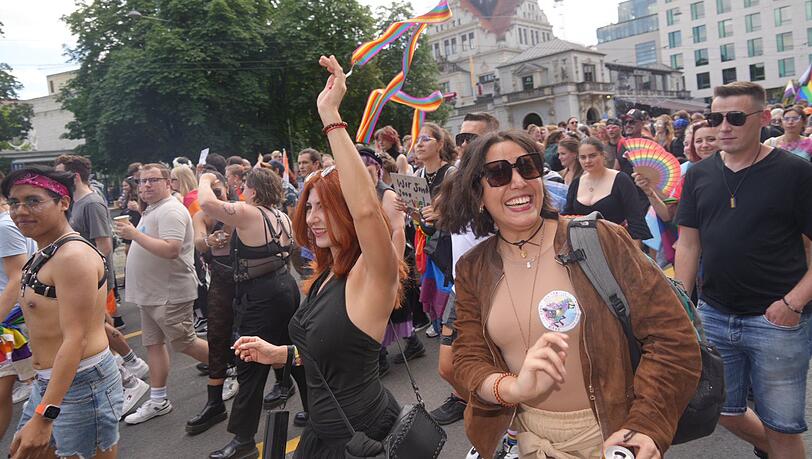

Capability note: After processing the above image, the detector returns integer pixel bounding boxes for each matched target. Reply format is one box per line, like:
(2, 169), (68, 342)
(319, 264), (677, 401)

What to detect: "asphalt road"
(1, 297), (811, 458)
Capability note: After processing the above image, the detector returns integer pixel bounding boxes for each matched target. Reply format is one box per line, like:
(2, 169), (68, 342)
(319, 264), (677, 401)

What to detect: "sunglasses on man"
(704, 110), (762, 127)
(455, 132), (478, 147)
(480, 153), (544, 188)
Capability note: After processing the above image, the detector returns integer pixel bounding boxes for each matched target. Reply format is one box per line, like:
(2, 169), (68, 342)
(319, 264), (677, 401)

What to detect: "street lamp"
(125, 10), (170, 22)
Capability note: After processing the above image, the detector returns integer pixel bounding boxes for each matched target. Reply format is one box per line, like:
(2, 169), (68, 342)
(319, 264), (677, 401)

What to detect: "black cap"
(356, 146), (383, 166)
(606, 118), (622, 127)
(621, 109), (645, 121)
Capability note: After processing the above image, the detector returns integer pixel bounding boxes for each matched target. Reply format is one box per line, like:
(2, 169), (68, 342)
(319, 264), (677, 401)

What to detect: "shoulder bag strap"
(388, 320), (424, 405)
(565, 212), (642, 370)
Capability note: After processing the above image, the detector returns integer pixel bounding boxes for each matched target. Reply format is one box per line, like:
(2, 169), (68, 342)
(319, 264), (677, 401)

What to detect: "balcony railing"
(576, 81), (614, 93)
(505, 85), (555, 103)
(614, 87), (692, 98)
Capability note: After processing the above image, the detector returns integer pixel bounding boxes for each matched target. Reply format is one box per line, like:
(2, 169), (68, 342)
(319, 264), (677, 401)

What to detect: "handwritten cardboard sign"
(391, 173), (432, 211)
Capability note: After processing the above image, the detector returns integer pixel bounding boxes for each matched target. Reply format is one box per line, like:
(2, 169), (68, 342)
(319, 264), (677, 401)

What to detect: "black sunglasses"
(455, 132), (478, 147)
(480, 153), (544, 188)
(705, 110), (762, 127)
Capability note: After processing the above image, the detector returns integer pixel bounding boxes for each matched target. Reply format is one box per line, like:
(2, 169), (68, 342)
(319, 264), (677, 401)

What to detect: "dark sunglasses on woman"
(480, 153), (544, 187)
(455, 132), (478, 147)
(704, 110), (762, 127)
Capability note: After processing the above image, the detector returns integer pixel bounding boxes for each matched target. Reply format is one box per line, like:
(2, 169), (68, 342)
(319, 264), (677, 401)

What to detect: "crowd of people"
(1, 56), (812, 459)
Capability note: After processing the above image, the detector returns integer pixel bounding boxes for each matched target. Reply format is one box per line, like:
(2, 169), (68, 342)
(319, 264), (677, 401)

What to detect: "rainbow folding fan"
(622, 138), (681, 196)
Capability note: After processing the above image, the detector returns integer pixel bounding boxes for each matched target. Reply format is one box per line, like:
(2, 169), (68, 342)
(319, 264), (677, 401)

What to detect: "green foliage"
(62, 0), (448, 172)
(0, 25), (33, 144)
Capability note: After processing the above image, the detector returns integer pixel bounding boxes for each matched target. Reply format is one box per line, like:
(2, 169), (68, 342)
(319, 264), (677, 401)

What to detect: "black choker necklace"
(498, 221), (544, 259)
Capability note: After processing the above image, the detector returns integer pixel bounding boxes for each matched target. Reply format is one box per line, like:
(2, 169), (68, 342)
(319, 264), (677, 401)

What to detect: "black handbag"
(309, 321), (447, 459)
(262, 347), (294, 459)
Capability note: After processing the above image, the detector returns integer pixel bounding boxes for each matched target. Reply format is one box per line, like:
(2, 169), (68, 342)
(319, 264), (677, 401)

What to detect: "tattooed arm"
(198, 173), (255, 230)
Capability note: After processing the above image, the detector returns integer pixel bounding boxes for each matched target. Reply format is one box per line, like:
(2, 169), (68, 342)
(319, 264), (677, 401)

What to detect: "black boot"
(393, 334), (426, 364)
(186, 385), (227, 435)
(263, 382), (296, 410)
(209, 436), (258, 459)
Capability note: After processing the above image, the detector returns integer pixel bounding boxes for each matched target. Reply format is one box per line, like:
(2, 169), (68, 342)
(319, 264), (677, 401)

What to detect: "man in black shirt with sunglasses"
(676, 81), (812, 459)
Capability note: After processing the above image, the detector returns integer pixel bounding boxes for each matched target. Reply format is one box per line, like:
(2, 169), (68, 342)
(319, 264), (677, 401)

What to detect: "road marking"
(256, 436), (300, 456)
(124, 330), (142, 340)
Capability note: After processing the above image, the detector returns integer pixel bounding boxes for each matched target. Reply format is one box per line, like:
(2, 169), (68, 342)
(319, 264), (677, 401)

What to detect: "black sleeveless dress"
(290, 271), (400, 458)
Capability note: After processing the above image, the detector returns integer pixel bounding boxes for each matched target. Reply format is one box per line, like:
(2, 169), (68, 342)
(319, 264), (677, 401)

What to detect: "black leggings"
(227, 268), (308, 440)
(206, 260), (235, 380)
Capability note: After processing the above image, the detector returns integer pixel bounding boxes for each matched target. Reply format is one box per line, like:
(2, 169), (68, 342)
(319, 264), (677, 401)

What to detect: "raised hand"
(505, 332), (569, 404)
(317, 55), (348, 121)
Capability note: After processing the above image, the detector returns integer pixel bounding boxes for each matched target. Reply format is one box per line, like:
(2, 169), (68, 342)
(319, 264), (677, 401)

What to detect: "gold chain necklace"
(502, 220), (545, 352)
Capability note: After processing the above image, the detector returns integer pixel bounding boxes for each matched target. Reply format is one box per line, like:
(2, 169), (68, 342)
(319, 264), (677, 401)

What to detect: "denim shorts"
(17, 350), (123, 458)
(698, 300), (811, 434)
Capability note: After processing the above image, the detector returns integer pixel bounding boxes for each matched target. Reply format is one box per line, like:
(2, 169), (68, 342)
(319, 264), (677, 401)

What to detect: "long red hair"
(292, 170), (407, 307)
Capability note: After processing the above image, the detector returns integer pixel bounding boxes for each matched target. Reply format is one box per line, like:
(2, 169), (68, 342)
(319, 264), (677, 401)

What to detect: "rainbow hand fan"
(622, 138), (681, 196)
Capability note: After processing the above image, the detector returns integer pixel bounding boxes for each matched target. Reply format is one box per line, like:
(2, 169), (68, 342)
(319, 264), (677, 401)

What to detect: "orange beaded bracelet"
(493, 372), (517, 407)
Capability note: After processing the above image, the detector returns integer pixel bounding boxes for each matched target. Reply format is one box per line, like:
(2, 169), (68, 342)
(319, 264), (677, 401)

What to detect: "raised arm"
(198, 174), (254, 230)
(316, 55), (398, 286)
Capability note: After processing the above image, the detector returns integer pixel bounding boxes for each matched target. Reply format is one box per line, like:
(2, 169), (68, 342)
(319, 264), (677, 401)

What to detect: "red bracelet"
(322, 122), (348, 136)
(493, 372), (517, 407)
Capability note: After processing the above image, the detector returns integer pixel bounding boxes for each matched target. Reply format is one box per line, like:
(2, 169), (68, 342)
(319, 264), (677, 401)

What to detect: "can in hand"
(604, 445), (635, 459)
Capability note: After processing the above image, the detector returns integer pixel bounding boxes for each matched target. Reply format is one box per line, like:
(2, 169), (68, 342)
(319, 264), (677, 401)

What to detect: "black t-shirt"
(676, 148), (812, 314)
(564, 172), (653, 240)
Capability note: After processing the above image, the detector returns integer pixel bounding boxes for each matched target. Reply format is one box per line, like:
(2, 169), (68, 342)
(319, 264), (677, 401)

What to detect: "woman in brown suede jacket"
(439, 131), (701, 459)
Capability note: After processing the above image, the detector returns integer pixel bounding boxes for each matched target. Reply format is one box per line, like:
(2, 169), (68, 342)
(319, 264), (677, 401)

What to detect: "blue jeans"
(18, 350), (123, 458)
(698, 300), (811, 434)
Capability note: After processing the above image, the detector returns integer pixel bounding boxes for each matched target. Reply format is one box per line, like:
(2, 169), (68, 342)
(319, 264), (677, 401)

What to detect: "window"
(670, 53), (684, 70)
(635, 41), (658, 65)
(778, 58), (795, 78)
(718, 19), (733, 38)
(776, 32), (793, 52)
(749, 63), (765, 81)
(774, 6), (791, 27)
(440, 82), (450, 94)
(667, 8), (680, 26)
(49, 80), (54, 94)
(716, 0), (731, 14)
(697, 72), (711, 89)
(695, 48), (709, 66)
(809, 28), (812, 52)
(583, 64), (596, 82)
(722, 67), (737, 84)
(451, 38), (457, 54)
(461, 34), (467, 51)
(523, 29), (528, 45)
(468, 32), (476, 50)
(522, 75), (534, 90)
(747, 38), (763, 57)
(433, 43), (441, 58)
(744, 0), (758, 7)
(518, 27), (524, 44)
(720, 43), (735, 62)
(668, 31), (682, 48)
(693, 25), (707, 43)
(691, 2), (705, 20)
(444, 39), (450, 56)
(808, 0), (812, 21)
(745, 13), (760, 33)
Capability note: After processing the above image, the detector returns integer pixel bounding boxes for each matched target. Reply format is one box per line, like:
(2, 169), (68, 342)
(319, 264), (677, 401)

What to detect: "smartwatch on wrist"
(35, 403), (61, 420)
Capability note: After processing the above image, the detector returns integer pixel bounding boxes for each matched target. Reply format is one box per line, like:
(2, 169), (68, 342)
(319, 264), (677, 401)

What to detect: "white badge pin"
(538, 290), (581, 333)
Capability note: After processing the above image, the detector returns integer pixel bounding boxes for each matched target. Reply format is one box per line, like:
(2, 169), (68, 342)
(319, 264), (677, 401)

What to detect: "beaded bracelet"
(493, 372), (517, 407)
(782, 297), (803, 315)
(322, 122), (348, 136)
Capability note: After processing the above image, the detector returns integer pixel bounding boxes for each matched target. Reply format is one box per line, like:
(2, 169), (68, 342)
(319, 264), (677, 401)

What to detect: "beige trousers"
(514, 405), (603, 459)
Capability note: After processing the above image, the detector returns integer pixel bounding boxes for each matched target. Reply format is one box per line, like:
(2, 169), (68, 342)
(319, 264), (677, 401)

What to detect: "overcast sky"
(1, 0), (619, 100)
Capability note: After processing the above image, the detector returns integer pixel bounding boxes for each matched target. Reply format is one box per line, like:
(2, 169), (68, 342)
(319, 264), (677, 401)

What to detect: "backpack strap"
(563, 212), (643, 370)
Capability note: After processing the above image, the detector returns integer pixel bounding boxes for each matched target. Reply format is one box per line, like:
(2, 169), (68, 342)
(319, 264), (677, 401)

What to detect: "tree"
(370, 1), (450, 140)
(0, 22), (33, 148)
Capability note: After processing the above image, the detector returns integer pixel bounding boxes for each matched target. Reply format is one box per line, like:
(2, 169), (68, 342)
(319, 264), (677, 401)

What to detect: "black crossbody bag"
(262, 347), (294, 459)
(307, 321), (447, 459)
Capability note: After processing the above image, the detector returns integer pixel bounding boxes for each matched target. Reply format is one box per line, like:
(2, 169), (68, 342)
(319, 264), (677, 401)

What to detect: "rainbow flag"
(797, 64), (812, 102)
(783, 80), (798, 104)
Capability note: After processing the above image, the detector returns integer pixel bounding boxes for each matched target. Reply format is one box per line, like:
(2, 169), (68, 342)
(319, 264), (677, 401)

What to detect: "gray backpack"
(560, 212), (724, 445)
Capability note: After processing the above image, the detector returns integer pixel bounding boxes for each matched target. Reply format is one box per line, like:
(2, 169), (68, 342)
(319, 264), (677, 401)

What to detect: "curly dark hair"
(245, 168), (282, 207)
(437, 131), (558, 237)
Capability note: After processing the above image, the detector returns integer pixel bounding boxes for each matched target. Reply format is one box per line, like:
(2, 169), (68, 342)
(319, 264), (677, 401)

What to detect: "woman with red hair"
(233, 56), (407, 458)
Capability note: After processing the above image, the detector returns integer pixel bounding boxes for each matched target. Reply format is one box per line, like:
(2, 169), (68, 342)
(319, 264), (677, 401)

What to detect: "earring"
(479, 205), (485, 214)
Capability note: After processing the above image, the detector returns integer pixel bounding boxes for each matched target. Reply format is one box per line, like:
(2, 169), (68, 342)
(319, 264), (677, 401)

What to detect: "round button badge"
(538, 290), (581, 333)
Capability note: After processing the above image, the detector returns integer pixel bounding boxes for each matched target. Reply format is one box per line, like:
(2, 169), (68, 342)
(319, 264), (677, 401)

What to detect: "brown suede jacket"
(452, 218), (701, 458)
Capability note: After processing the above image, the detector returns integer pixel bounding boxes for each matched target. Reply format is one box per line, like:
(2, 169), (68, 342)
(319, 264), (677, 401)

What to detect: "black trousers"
(227, 268), (308, 440)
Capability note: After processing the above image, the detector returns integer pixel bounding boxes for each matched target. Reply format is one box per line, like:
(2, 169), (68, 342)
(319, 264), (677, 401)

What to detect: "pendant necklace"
(720, 145), (761, 209)
(503, 224), (545, 352)
(498, 220), (545, 260)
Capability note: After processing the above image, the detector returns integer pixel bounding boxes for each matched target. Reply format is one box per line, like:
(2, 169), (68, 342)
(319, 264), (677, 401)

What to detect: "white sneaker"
(222, 377), (239, 401)
(12, 381), (32, 404)
(124, 398), (173, 425)
(426, 327), (439, 338)
(495, 433), (519, 459)
(121, 378), (150, 416)
(124, 357), (150, 381)
(465, 446), (482, 459)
